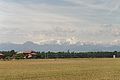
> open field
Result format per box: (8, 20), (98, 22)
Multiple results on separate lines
(0, 58), (120, 80)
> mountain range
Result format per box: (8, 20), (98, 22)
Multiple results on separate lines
(0, 41), (120, 52)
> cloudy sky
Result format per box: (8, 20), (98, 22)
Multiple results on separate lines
(0, 0), (120, 45)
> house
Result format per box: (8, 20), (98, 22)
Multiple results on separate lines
(0, 53), (4, 59)
(23, 50), (37, 59)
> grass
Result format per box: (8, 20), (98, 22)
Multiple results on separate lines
(0, 58), (120, 80)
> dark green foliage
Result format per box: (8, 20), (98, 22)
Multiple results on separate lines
(15, 54), (24, 59)
(1, 50), (120, 59)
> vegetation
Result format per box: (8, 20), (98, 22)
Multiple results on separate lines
(0, 50), (120, 59)
(0, 58), (120, 80)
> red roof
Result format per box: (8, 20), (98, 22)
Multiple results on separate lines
(23, 50), (36, 53)
(31, 53), (37, 55)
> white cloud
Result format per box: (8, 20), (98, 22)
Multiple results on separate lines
(111, 39), (120, 45)
(0, 0), (120, 45)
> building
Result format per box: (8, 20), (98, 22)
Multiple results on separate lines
(0, 53), (4, 59)
(23, 50), (37, 59)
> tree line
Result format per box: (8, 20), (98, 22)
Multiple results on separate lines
(0, 50), (120, 60)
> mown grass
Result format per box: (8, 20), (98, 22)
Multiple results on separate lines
(0, 58), (120, 80)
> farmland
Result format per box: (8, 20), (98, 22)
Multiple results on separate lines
(0, 58), (120, 80)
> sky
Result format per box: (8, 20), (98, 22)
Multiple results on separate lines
(0, 0), (120, 45)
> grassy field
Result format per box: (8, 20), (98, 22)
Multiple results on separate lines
(0, 58), (120, 80)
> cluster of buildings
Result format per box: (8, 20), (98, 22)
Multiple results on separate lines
(17, 50), (37, 59)
(0, 50), (37, 59)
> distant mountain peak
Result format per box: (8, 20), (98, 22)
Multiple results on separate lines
(23, 41), (36, 45)
(0, 41), (120, 52)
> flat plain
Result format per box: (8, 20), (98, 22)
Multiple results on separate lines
(0, 58), (120, 80)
